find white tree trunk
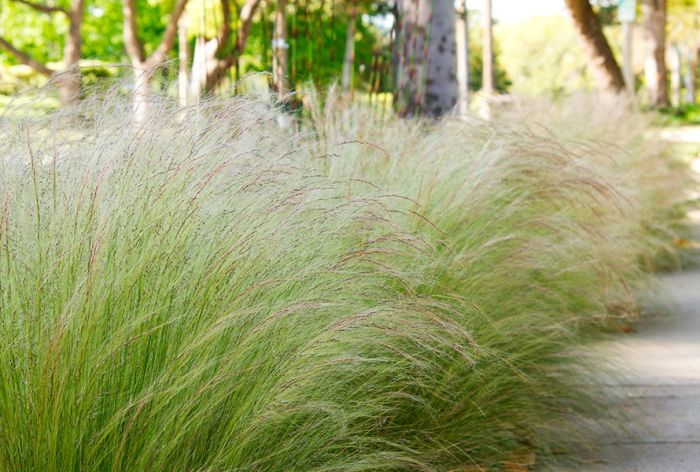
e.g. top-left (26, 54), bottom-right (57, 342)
top-left (190, 36), bottom-right (208, 103)
top-left (133, 67), bottom-right (152, 123)
top-left (455, 0), bottom-right (469, 116)
top-left (178, 13), bottom-right (190, 107)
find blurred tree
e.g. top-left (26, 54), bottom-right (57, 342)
top-left (0, 0), bottom-right (83, 105)
top-left (122, 0), bottom-right (188, 118)
top-left (469, 15), bottom-right (509, 92)
top-left (455, 0), bottom-right (469, 115)
top-left (271, 0), bottom-right (288, 97)
top-left (497, 16), bottom-right (592, 96)
top-left (341, 0), bottom-right (357, 92)
top-left (667, 0), bottom-right (699, 104)
top-left (564, 0), bottom-right (625, 93)
top-left (185, 0), bottom-right (261, 102)
top-left (642, 0), bottom-right (669, 107)
top-left (482, 0), bottom-right (493, 92)
top-left (394, 0), bottom-right (456, 117)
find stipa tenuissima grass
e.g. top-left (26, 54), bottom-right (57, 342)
top-left (0, 90), bottom-right (691, 470)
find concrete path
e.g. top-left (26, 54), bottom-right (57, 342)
top-left (572, 262), bottom-right (700, 471)
top-left (657, 126), bottom-right (700, 143)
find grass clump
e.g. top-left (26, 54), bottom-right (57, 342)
top-left (0, 91), bottom-right (691, 470)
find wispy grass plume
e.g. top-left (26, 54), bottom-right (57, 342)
top-left (0, 89), bottom-right (691, 470)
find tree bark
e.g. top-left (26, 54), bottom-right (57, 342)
top-left (455, 0), bottom-right (469, 115)
top-left (482, 0), bottom-right (494, 92)
top-left (642, 0), bottom-right (669, 107)
top-left (395, 0), bottom-right (430, 117)
top-left (395, 0), bottom-right (457, 117)
top-left (272, 0), bottom-right (290, 98)
top-left (424, 0), bottom-right (457, 116)
top-left (341, 4), bottom-right (357, 93)
top-left (563, 0), bottom-right (626, 93)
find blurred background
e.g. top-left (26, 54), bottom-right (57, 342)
top-left (0, 0), bottom-right (696, 120)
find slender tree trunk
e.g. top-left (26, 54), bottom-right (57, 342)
top-left (482, 0), bottom-right (494, 92)
top-left (390, 2), bottom-right (400, 109)
top-left (272, 0), bottom-right (289, 98)
top-left (190, 36), bottom-right (208, 103)
top-left (642, 0), bottom-right (669, 107)
top-left (622, 20), bottom-right (634, 93)
top-left (341, 4), bottom-right (357, 93)
top-left (688, 46), bottom-right (698, 104)
top-left (455, 0), bottom-right (469, 115)
top-left (670, 43), bottom-right (682, 107)
top-left (178, 13), bottom-right (190, 107)
top-left (563, 0), bottom-right (626, 93)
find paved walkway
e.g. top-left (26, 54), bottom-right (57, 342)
top-left (575, 260), bottom-right (700, 471)
top-left (657, 125), bottom-right (700, 143)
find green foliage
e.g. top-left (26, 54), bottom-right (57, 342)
top-left (497, 16), bottom-right (594, 97)
top-left (658, 102), bottom-right (700, 125)
top-left (0, 0), bottom-right (66, 65)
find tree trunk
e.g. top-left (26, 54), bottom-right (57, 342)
top-left (133, 66), bottom-right (153, 123)
top-left (670, 43), bottom-right (682, 107)
top-left (59, 0), bottom-right (84, 106)
top-left (190, 36), bottom-right (209, 103)
top-left (341, 5), bottom-right (357, 93)
top-left (395, 0), bottom-right (431, 117)
top-left (622, 20), bottom-right (634, 94)
top-left (642, 0), bottom-right (669, 107)
top-left (122, 0), bottom-right (188, 119)
top-left (455, 0), bottom-right (469, 115)
top-left (563, 0), bottom-right (626, 93)
top-left (395, 0), bottom-right (457, 117)
top-left (424, 0), bottom-right (457, 116)
top-left (272, 0), bottom-right (290, 98)
top-left (482, 0), bottom-right (494, 93)
top-left (178, 13), bottom-right (190, 107)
